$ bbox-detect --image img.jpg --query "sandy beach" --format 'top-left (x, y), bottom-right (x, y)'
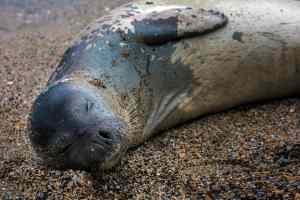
top-left (1, 0), bottom-right (300, 199)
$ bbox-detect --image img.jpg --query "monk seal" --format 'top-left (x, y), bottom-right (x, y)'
top-left (29, 0), bottom-right (300, 170)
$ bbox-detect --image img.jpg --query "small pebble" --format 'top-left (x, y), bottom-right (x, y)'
top-left (36, 192), bottom-right (48, 200)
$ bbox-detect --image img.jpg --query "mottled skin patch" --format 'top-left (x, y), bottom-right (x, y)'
top-left (29, 0), bottom-right (300, 170)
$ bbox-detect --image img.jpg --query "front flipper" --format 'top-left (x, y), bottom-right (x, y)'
top-left (124, 6), bottom-right (228, 45)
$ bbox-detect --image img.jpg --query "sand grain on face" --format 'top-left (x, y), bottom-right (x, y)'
top-left (1, 0), bottom-right (300, 199)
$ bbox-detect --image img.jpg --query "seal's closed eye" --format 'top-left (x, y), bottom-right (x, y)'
top-left (129, 7), bottom-right (228, 45)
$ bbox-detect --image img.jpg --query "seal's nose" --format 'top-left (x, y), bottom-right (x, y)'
top-left (29, 82), bottom-right (124, 170)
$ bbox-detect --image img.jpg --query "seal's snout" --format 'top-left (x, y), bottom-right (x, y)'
top-left (29, 82), bottom-right (125, 170)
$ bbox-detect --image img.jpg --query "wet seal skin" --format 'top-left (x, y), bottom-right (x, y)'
top-left (28, 0), bottom-right (300, 171)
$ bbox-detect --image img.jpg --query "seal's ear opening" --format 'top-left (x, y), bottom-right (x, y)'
top-left (29, 82), bottom-right (126, 170)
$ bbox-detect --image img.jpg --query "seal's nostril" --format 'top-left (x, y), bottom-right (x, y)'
top-left (98, 130), bottom-right (112, 140)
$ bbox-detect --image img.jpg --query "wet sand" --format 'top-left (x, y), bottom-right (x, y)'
top-left (1, 1), bottom-right (300, 199)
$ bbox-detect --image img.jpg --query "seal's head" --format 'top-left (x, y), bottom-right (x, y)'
top-left (29, 82), bottom-right (127, 170)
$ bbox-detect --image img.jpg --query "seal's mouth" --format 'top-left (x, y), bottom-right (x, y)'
top-left (29, 82), bottom-right (127, 170)
top-left (59, 126), bottom-right (123, 170)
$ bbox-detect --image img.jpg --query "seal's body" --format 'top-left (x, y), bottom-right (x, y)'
top-left (29, 0), bottom-right (300, 170)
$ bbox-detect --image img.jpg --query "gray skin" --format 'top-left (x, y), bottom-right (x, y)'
top-left (29, 0), bottom-right (300, 171)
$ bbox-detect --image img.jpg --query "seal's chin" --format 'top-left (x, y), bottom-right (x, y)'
top-left (29, 82), bottom-right (127, 170)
